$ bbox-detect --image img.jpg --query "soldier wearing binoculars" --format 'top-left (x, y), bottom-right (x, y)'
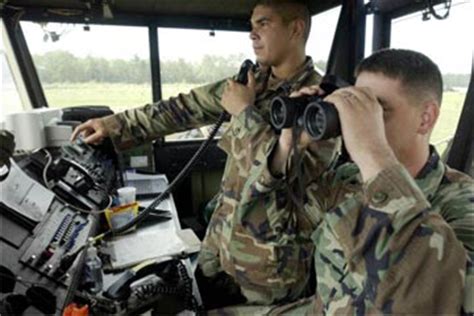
top-left (229, 49), bottom-right (473, 314)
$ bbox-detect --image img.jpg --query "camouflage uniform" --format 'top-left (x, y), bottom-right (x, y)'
top-left (102, 57), bottom-right (341, 304)
top-left (238, 141), bottom-right (474, 314)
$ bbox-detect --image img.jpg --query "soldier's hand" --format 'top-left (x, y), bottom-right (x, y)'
top-left (324, 87), bottom-right (397, 181)
top-left (221, 70), bottom-right (256, 116)
top-left (70, 118), bottom-right (109, 145)
top-left (289, 84), bottom-right (326, 99)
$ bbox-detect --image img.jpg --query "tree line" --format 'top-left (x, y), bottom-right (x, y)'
top-left (3, 50), bottom-right (471, 88)
top-left (31, 50), bottom-right (254, 84)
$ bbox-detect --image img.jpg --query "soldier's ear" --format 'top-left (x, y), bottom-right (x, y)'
top-left (417, 101), bottom-right (439, 135)
top-left (290, 18), bottom-right (305, 41)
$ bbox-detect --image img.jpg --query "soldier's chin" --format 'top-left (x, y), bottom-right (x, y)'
top-left (255, 56), bottom-right (269, 68)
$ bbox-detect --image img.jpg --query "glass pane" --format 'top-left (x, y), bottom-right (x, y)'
top-left (158, 28), bottom-right (254, 140)
top-left (21, 22), bottom-right (152, 113)
top-left (1, 19), bottom-right (25, 123)
top-left (307, 6), bottom-right (342, 73)
top-left (391, 2), bottom-right (472, 155)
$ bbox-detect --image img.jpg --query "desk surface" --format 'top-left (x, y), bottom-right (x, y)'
top-left (101, 174), bottom-right (202, 314)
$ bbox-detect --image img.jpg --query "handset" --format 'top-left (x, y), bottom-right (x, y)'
top-left (50, 156), bottom-right (109, 209)
top-left (103, 259), bottom-right (177, 301)
top-left (236, 59), bottom-right (256, 85)
top-left (55, 157), bottom-right (96, 191)
top-left (102, 61), bottom-right (259, 238)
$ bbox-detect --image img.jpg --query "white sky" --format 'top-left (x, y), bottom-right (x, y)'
top-left (2, 0), bottom-right (473, 74)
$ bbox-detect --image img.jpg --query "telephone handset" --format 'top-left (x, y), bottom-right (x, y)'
top-left (103, 259), bottom-right (180, 300)
top-left (45, 153), bottom-right (110, 210)
top-left (236, 59), bottom-right (256, 85)
top-left (101, 60), bottom-right (259, 238)
top-left (219, 59), bottom-right (256, 122)
top-left (103, 259), bottom-right (200, 313)
top-left (54, 160), bottom-right (109, 210)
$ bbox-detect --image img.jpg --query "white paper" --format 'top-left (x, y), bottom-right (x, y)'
top-left (108, 227), bottom-right (200, 269)
top-left (123, 170), bottom-right (168, 182)
top-left (123, 171), bottom-right (168, 196)
top-left (0, 161), bottom-right (54, 222)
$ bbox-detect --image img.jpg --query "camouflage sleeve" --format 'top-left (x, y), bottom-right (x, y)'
top-left (437, 177), bottom-right (474, 314)
top-left (232, 143), bottom-right (316, 302)
top-left (228, 117), bottom-right (338, 302)
top-left (325, 163), bottom-right (469, 314)
top-left (101, 79), bottom-right (226, 150)
top-left (233, 115), bottom-right (343, 238)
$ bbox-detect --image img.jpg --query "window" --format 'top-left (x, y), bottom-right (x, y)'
top-left (1, 19), bottom-right (25, 123)
top-left (158, 28), bottom-right (254, 140)
top-left (158, 8), bottom-right (342, 141)
top-left (391, 2), bottom-right (471, 155)
top-left (307, 6), bottom-right (342, 73)
top-left (21, 22), bottom-right (152, 113)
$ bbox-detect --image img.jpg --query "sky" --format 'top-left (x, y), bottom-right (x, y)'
top-left (2, 0), bottom-right (473, 74)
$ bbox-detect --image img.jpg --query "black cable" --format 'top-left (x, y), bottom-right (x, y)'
top-left (98, 111), bottom-right (228, 240)
top-left (98, 59), bottom-right (255, 238)
top-left (60, 60), bottom-right (255, 282)
top-left (176, 260), bottom-right (204, 314)
top-left (56, 108), bottom-right (228, 279)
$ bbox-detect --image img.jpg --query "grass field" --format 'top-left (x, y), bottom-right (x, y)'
top-left (4, 82), bottom-right (465, 155)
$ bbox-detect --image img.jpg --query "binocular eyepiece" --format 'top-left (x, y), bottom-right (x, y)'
top-left (270, 75), bottom-right (348, 141)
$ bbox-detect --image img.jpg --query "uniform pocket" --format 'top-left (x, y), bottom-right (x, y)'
top-left (229, 224), bottom-right (314, 293)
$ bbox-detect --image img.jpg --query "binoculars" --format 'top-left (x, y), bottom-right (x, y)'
top-left (270, 75), bottom-right (349, 140)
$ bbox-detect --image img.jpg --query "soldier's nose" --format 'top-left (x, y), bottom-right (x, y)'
top-left (249, 31), bottom-right (258, 41)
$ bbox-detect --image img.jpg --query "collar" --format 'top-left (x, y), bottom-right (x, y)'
top-left (414, 146), bottom-right (445, 200)
top-left (259, 56), bottom-right (316, 94)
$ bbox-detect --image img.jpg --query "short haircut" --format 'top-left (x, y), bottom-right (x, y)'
top-left (254, 0), bottom-right (311, 43)
top-left (355, 49), bottom-right (443, 106)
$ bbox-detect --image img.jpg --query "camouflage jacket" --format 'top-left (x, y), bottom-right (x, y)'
top-left (241, 146), bottom-right (474, 314)
top-left (101, 57), bottom-right (340, 304)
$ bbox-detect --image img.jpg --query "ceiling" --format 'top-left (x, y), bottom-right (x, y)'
top-left (2, 0), bottom-right (342, 20)
top-left (1, 0), bottom-right (449, 27)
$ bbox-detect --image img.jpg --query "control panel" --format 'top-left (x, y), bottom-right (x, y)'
top-left (0, 139), bottom-right (119, 315)
top-left (17, 139), bottom-right (119, 211)
top-left (19, 201), bottom-right (92, 280)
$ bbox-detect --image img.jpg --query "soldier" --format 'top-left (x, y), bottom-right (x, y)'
top-left (235, 49), bottom-right (474, 314)
top-left (71, 0), bottom-right (340, 309)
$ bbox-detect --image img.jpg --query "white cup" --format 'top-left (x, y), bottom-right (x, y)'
top-left (117, 186), bottom-right (136, 205)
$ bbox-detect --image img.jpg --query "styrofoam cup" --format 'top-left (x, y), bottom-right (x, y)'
top-left (117, 186), bottom-right (136, 205)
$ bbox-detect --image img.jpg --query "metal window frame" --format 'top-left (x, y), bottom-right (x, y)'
top-left (2, 10), bottom-right (46, 109)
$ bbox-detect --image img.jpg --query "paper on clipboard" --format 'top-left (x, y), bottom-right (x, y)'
top-left (0, 161), bottom-right (54, 222)
top-left (108, 227), bottom-right (201, 270)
